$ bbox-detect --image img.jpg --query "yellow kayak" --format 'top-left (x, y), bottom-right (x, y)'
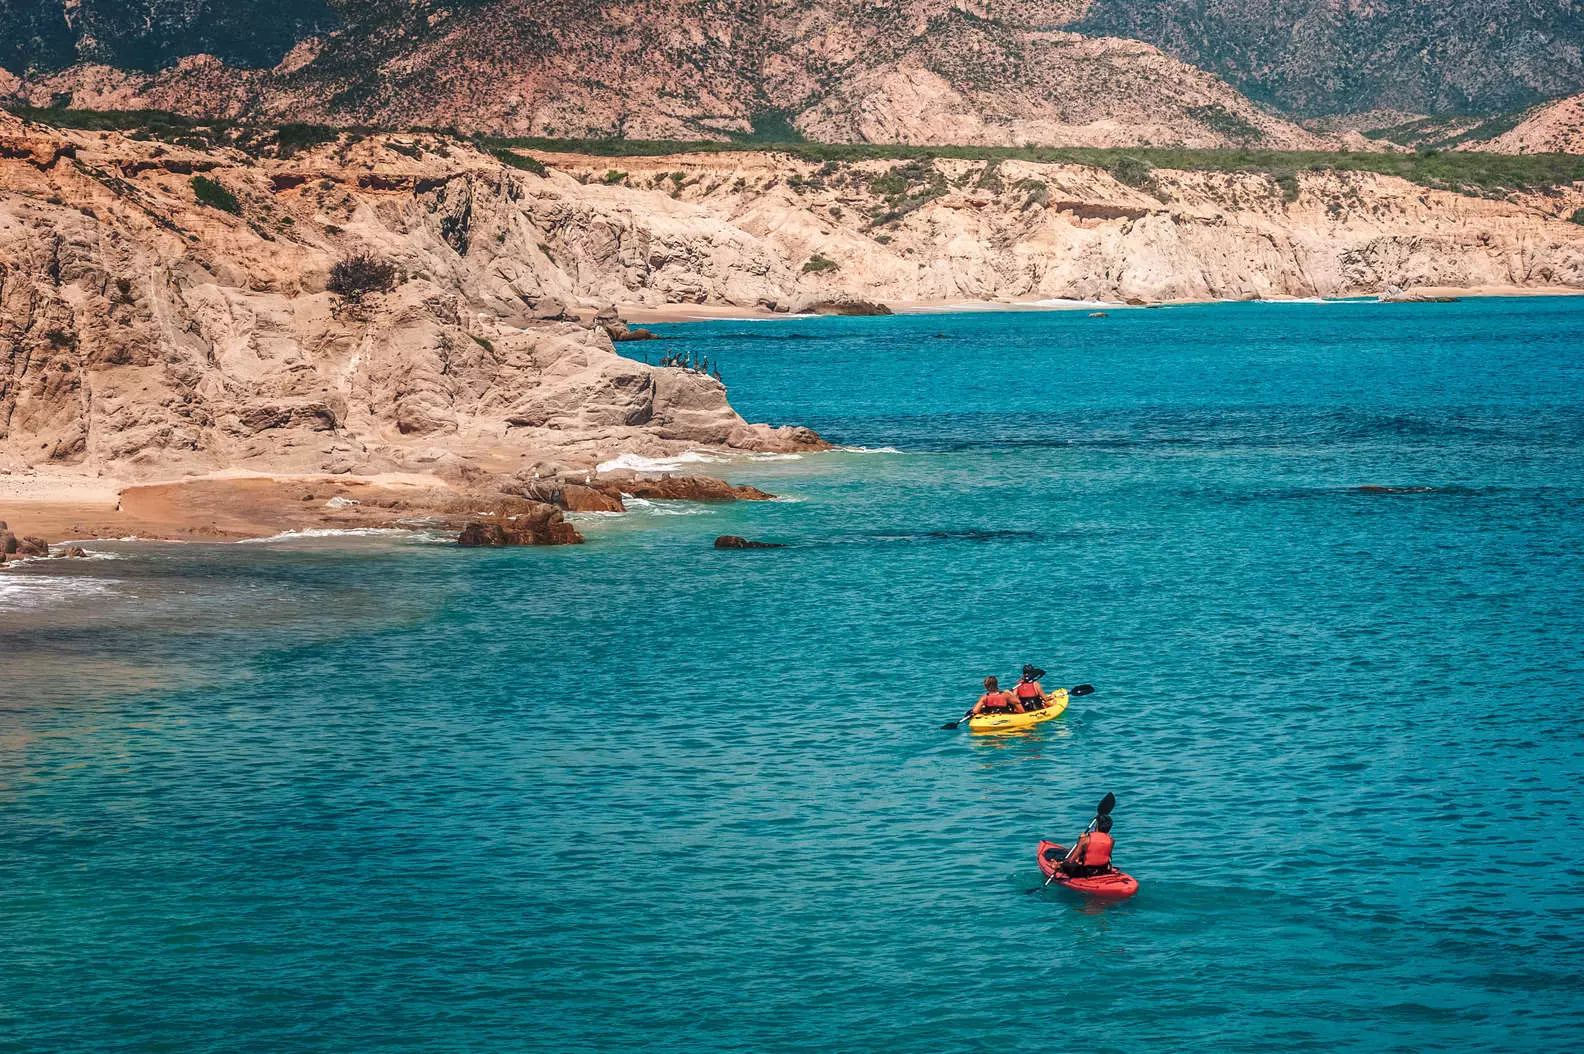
top-left (967, 688), bottom-right (1070, 733)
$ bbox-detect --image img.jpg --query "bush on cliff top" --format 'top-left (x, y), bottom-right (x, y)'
top-left (328, 253), bottom-right (397, 301)
top-left (190, 175), bottom-right (241, 214)
top-left (490, 148), bottom-right (548, 176)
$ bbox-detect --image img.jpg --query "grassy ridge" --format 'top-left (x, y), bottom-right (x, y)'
top-left (491, 136), bottom-right (1584, 197)
top-left (9, 105), bottom-right (1584, 199)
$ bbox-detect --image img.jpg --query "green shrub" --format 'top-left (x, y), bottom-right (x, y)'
top-left (1570, 208), bottom-right (1584, 225)
top-left (190, 176), bottom-right (241, 214)
top-left (802, 253), bottom-right (839, 274)
top-left (1188, 104), bottom-right (1262, 144)
top-left (491, 148), bottom-right (548, 175)
top-left (275, 123), bottom-right (338, 158)
top-left (328, 252), bottom-right (397, 302)
top-left (603, 170), bottom-right (628, 184)
top-left (1110, 156), bottom-right (1154, 189)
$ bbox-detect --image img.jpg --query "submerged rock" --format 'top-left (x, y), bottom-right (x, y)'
top-left (714, 535), bottom-right (784, 549)
top-left (16, 536), bottom-right (49, 557)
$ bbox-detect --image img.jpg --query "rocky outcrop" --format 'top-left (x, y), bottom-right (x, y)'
top-left (598, 473), bottom-right (775, 503)
top-left (796, 299), bottom-right (893, 317)
top-left (0, 113), bottom-right (826, 485)
top-left (16, 536), bottom-right (49, 557)
top-left (714, 535), bottom-right (784, 549)
top-left (457, 502), bottom-right (583, 546)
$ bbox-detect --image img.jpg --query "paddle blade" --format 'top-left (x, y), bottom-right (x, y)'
top-left (1097, 792), bottom-right (1116, 816)
top-left (1069, 684), bottom-right (1095, 697)
top-left (940, 721), bottom-right (961, 730)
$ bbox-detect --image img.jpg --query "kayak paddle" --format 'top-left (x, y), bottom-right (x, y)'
top-left (1040, 792), bottom-right (1117, 889)
top-left (939, 683), bottom-right (1094, 730)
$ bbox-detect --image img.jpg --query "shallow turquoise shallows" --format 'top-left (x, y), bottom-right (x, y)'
top-left (4, 298), bottom-right (1584, 1053)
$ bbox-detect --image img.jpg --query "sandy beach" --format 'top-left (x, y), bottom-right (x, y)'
top-left (618, 285), bottom-right (1584, 324)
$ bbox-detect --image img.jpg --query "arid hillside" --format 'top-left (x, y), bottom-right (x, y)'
top-left (1, 0), bottom-right (1339, 149)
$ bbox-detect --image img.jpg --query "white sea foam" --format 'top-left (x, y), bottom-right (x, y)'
top-left (708, 313), bottom-right (818, 321)
top-left (236, 527), bottom-right (428, 544)
top-left (597, 450), bottom-right (804, 474)
top-left (0, 574), bottom-right (117, 610)
top-left (621, 498), bottom-right (714, 516)
top-left (835, 445), bottom-right (903, 454)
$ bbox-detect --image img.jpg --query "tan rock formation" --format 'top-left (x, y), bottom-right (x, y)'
top-left (0, 115), bottom-right (823, 489)
top-left (1464, 94), bottom-right (1584, 155)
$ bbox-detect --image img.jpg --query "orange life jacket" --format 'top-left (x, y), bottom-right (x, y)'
top-left (1080, 831), bottom-right (1113, 868)
top-left (977, 691), bottom-right (1010, 710)
top-left (1015, 681), bottom-right (1042, 701)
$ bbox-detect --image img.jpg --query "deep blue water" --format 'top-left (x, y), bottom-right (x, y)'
top-left (4, 299), bottom-right (1584, 1052)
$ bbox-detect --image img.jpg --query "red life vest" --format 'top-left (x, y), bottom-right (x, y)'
top-left (1015, 681), bottom-right (1042, 701)
top-left (977, 691), bottom-right (1010, 709)
top-left (1080, 831), bottom-right (1113, 867)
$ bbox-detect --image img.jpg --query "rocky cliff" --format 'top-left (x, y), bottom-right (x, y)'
top-left (4, 111), bottom-right (1584, 485)
top-left (0, 111), bottom-right (820, 485)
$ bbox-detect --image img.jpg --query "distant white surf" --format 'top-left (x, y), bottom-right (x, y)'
top-left (237, 527), bottom-right (445, 544)
top-left (1024, 298), bottom-right (1125, 310)
top-left (596, 450), bottom-right (805, 474)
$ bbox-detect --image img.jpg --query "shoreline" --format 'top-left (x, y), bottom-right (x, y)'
top-left (619, 285), bottom-right (1584, 323)
top-left (0, 451), bottom-right (833, 547)
top-left (6, 289), bottom-right (1580, 547)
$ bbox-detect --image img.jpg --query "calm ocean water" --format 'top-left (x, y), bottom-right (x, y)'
top-left (4, 298), bottom-right (1583, 1052)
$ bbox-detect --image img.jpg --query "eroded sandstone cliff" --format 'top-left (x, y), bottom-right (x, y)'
top-left (0, 112), bottom-right (821, 484)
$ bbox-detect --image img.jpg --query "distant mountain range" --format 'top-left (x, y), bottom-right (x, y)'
top-left (2, 0), bottom-right (1582, 144)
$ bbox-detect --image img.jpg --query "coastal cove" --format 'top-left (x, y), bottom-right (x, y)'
top-left (4, 298), bottom-right (1584, 1051)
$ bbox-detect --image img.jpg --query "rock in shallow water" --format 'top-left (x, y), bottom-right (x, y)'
top-left (714, 535), bottom-right (784, 549)
top-left (457, 503), bottom-right (583, 546)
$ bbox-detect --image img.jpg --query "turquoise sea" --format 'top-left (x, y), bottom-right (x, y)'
top-left (4, 298), bottom-right (1583, 1052)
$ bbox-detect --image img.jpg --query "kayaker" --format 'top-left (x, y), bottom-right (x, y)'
top-left (1060, 814), bottom-right (1115, 878)
top-left (1013, 665), bottom-right (1047, 710)
top-left (971, 676), bottom-right (1024, 716)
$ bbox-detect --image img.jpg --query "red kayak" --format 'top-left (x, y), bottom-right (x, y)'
top-left (1036, 839), bottom-right (1140, 898)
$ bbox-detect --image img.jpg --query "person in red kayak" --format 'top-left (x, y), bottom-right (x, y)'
top-left (1013, 665), bottom-right (1047, 710)
top-left (1060, 814), bottom-right (1115, 878)
top-left (970, 675), bottom-right (1024, 716)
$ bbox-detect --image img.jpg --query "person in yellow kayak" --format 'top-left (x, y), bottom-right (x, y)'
top-left (970, 675), bottom-right (1025, 716)
top-left (1012, 664), bottom-right (1048, 710)
top-left (1060, 814), bottom-right (1115, 878)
